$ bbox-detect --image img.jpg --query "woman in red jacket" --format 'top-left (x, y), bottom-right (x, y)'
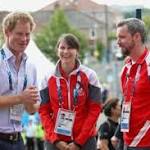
top-left (39, 33), bottom-right (102, 150)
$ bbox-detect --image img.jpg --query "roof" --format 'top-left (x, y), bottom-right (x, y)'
top-left (39, 0), bottom-right (106, 12)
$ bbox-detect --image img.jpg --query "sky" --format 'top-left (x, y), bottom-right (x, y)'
top-left (0, 0), bottom-right (56, 11)
top-left (0, 0), bottom-right (149, 12)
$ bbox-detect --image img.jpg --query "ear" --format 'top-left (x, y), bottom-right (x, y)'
top-left (76, 52), bottom-right (79, 58)
top-left (4, 29), bottom-right (10, 37)
top-left (133, 32), bottom-right (141, 41)
top-left (56, 49), bottom-right (60, 57)
top-left (111, 107), bottom-right (115, 114)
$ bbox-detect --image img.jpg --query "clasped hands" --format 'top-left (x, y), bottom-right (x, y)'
top-left (55, 141), bottom-right (81, 150)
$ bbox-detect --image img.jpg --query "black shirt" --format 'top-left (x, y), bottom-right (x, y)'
top-left (99, 118), bottom-right (118, 150)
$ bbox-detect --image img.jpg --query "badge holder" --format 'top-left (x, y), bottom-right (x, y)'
top-left (10, 104), bottom-right (24, 121)
top-left (120, 101), bottom-right (131, 132)
top-left (54, 108), bottom-right (75, 136)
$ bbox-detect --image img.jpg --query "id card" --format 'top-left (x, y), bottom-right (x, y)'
top-left (54, 108), bottom-right (75, 136)
top-left (120, 102), bottom-right (131, 132)
top-left (10, 104), bottom-right (24, 121)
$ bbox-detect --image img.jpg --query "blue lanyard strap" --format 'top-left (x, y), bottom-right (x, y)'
top-left (73, 71), bottom-right (81, 105)
top-left (23, 74), bottom-right (27, 90)
top-left (56, 77), bottom-right (62, 107)
top-left (8, 71), bottom-right (13, 90)
top-left (1, 49), bottom-right (27, 91)
top-left (56, 71), bottom-right (81, 107)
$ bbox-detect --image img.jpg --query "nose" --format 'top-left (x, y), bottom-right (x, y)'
top-left (117, 38), bottom-right (121, 45)
top-left (63, 47), bottom-right (69, 53)
top-left (21, 36), bottom-right (26, 42)
top-left (21, 34), bottom-right (30, 42)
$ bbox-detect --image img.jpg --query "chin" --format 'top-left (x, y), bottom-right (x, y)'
top-left (20, 46), bottom-right (27, 51)
top-left (62, 61), bottom-right (70, 64)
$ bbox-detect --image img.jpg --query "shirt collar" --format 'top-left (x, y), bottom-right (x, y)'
top-left (125, 47), bottom-right (148, 66)
top-left (136, 47), bottom-right (148, 64)
top-left (2, 44), bottom-right (28, 61)
top-left (2, 44), bottom-right (13, 60)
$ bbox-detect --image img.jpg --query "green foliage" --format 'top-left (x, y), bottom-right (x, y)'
top-left (34, 8), bottom-right (88, 63)
top-left (143, 15), bottom-right (150, 35)
top-left (0, 33), bottom-right (4, 47)
top-left (95, 41), bottom-right (104, 61)
top-left (108, 32), bottom-right (116, 41)
top-left (124, 11), bottom-right (134, 18)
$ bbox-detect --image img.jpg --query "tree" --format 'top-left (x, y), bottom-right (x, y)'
top-left (94, 41), bottom-right (104, 61)
top-left (143, 15), bottom-right (150, 40)
top-left (34, 8), bottom-right (88, 63)
top-left (0, 32), bottom-right (4, 47)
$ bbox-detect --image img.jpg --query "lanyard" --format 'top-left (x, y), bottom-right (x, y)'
top-left (1, 49), bottom-right (27, 91)
top-left (124, 64), bottom-right (141, 100)
top-left (56, 71), bottom-right (81, 108)
top-left (73, 71), bottom-right (81, 105)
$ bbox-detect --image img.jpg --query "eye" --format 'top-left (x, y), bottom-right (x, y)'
top-left (68, 47), bottom-right (72, 50)
top-left (16, 32), bottom-right (23, 36)
top-left (59, 46), bottom-right (65, 50)
top-left (26, 33), bottom-right (30, 37)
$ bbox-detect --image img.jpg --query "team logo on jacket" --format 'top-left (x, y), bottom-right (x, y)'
top-left (78, 87), bottom-right (85, 96)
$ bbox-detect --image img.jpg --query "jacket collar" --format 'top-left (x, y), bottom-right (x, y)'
top-left (54, 59), bottom-right (81, 77)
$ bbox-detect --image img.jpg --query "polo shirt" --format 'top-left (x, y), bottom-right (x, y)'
top-left (121, 48), bottom-right (150, 147)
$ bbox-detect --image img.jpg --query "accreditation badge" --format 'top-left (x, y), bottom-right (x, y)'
top-left (10, 104), bottom-right (24, 121)
top-left (120, 101), bottom-right (131, 132)
top-left (54, 108), bottom-right (75, 136)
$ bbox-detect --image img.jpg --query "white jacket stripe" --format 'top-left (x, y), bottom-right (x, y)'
top-left (145, 51), bottom-right (150, 77)
top-left (130, 120), bottom-right (150, 147)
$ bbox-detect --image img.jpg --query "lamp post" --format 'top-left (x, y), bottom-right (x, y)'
top-left (136, 8), bottom-right (142, 20)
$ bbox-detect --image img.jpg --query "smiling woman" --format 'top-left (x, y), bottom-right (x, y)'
top-left (39, 33), bottom-right (102, 150)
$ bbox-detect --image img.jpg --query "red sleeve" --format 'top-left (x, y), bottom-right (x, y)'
top-left (74, 100), bottom-right (102, 145)
top-left (39, 102), bottom-right (58, 143)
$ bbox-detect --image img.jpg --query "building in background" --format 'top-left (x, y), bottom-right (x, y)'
top-left (32, 0), bottom-right (122, 50)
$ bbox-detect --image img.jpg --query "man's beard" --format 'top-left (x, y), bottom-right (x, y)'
top-left (121, 48), bottom-right (130, 58)
top-left (121, 40), bottom-right (135, 58)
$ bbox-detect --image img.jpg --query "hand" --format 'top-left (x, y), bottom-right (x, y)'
top-left (67, 142), bottom-right (80, 150)
top-left (19, 86), bottom-right (39, 105)
top-left (111, 136), bottom-right (119, 149)
top-left (55, 141), bottom-right (68, 150)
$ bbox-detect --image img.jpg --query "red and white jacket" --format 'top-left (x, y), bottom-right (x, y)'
top-left (39, 60), bottom-right (102, 146)
top-left (120, 48), bottom-right (150, 147)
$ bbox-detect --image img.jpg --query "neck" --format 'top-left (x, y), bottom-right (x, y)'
top-left (130, 44), bottom-right (145, 61)
top-left (109, 116), bottom-right (119, 123)
top-left (7, 44), bottom-right (23, 62)
top-left (61, 62), bottom-right (76, 75)
top-left (15, 55), bottom-right (23, 71)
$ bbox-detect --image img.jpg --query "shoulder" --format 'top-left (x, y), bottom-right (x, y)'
top-left (99, 121), bottom-right (110, 139)
top-left (39, 68), bottom-right (54, 90)
top-left (26, 58), bottom-right (37, 71)
top-left (99, 121), bottom-right (110, 132)
top-left (100, 120), bottom-right (110, 129)
top-left (145, 51), bottom-right (150, 63)
top-left (80, 64), bottom-right (97, 76)
top-left (80, 65), bottom-right (101, 87)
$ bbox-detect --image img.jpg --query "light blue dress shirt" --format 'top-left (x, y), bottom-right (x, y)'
top-left (0, 45), bottom-right (38, 133)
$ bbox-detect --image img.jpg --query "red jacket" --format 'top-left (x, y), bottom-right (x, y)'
top-left (121, 48), bottom-right (150, 147)
top-left (39, 60), bottom-right (102, 146)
